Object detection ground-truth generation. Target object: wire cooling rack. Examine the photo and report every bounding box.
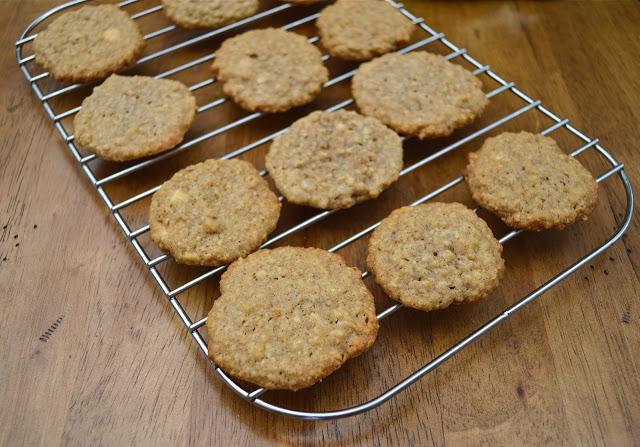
[16,0,634,420]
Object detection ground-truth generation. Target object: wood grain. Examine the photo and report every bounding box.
[1,1,639,445]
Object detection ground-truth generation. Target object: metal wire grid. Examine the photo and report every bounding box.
[15,0,634,420]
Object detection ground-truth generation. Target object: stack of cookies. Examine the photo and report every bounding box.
[34,1,599,391]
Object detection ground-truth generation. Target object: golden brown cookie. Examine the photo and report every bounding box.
[317,0,414,61]
[265,110,403,209]
[207,247,378,390]
[352,51,488,139]
[367,202,504,312]
[211,28,329,113]
[74,75,196,161]
[149,159,281,266]
[33,5,144,83]
[161,0,259,29]
[466,131,599,231]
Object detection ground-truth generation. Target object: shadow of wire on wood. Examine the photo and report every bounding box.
[39,315,64,342]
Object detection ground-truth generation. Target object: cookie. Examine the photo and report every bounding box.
[352,51,488,139]
[74,75,196,161]
[466,132,599,231]
[266,110,403,209]
[33,5,144,83]
[161,0,259,29]
[149,159,281,266]
[317,0,414,61]
[367,202,504,312]
[286,0,325,4]
[207,247,378,390]
[211,28,329,113]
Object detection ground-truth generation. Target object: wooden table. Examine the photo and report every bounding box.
[1,0,638,445]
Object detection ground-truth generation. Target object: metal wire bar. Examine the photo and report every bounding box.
[248,155,631,416]
[185,126,605,332]
[25,2,296,99]
[122,74,506,238]
[155,104,539,289]
[257,184,634,419]
[195,156,629,406]
[138,87,534,286]
[15,0,634,421]
[89,35,442,186]
[53,12,324,127]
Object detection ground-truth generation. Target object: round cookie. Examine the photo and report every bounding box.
[211,28,329,113]
[149,159,281,266]
[266,110,403,209]
[466,131,599,231]
[317,0,414,61]
[367,202,504,312]
[74,75,196,161]
[352,51,488,139]
[33,5,144,83]
[161,0,259,29]
[207,247,379,390]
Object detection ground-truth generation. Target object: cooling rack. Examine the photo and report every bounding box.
[16,0,634,420]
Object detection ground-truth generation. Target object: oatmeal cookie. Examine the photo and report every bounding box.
[352,51,488,139]
[33,5,144,83]
[149,159,281,266]
[74,75,196,161]
[367,202,504,311]
[466,131,599,230]
[161,0,259,29]
[266,110,403,209]
[211,28,329,113]
[317,0,414,61]
[207,247,378,390]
